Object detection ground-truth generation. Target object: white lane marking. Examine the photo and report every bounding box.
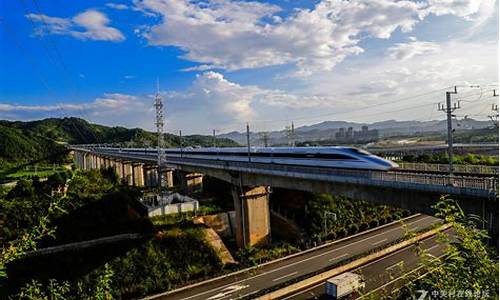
[284,232,447,300]
[355,253,447,300]
[282,244,418,300]
[206,284,249,300]
[179,216,435,300]
[426,244,440,252]
[372,239,388,246]
[409,227,419,231]
[272,271,299,282]
[329,253,349,262]
[385,261,403,271]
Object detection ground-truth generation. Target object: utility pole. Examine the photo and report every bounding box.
[246,123,251,162]
[438,86,458,179]
[154,78,165,193]
[489,90,499,129]
[285,122,295,147]
[213,129,217,148]
[179,130,183,158]
[260,131,269,147]
[323,211,337,239]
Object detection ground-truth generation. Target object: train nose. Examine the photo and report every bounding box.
[388,160,399,169]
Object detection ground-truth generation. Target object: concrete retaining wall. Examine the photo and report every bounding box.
[194,211,236,238]
[148,201,199,217]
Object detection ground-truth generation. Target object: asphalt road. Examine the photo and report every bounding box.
[283,228,452,300]
[148,214,441,300]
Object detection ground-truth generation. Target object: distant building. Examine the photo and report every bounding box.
[335,126,378,143]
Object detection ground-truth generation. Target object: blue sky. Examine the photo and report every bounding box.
[0,0,498,134]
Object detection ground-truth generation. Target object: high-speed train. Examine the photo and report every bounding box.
[104,146,398,171]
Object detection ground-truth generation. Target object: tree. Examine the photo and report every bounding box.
[394,196,498,299]
[6,179,35,200]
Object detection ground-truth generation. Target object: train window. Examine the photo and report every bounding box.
[347,148,371,156]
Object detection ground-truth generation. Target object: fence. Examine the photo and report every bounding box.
[398,162,498,175]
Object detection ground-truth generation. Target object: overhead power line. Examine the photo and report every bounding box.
[30,0,79,97]
[250,86,455,125]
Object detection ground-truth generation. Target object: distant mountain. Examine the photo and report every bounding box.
[0,117,239,166]
[217,119,493,146]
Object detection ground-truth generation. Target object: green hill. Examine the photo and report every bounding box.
[0,117,239,166]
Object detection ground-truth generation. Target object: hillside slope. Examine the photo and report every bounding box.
[0,117,239,166]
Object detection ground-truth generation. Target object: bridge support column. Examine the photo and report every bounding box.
[73,152,81,169]
[92,155,97,169]
[117,160,125,179]
[96,156,102,169]
[143,166,158,187]
[109,158,118,175]
[231,185,271,248]
[84,153,90,170]
[122,162,133,185]
[177,172,203,194]
[163,170,174,189]
[132,163,144,187]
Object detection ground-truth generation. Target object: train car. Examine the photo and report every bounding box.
[100,146,398,171]
[163,147,398,171]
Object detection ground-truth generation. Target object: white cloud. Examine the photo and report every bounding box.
[425,0,495,22]
[293,39,498,123]
[106,3,129,10]
[387,39,441,60]
[0,93,142,113]
[134,0,496,76]
[26,9,125,42]
[2,37,497,133]
[135,0,424,75]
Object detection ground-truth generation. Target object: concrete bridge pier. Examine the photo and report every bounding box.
[117,160,125,179]
[96,156,103,169]
[86,154,91,169]
[91,155,97,169]
[177,172,204,194]
[122,162,133,185]
[163,170,174,189]
[144,166,158,187]
[231,185,271,247]
[110,159,119,177]
[105,157,111,169]
[73,152,82,169]
[132,163,145,187]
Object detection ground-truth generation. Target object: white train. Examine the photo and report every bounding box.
[103,146,398,171]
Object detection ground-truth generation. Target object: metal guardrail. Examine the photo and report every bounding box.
[71,146,499,194]
[397,162,498,175]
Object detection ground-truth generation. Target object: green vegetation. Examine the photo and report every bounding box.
[453,127,498,143]
[0,117,239,168]
[302,194,410,242]
[401,153,498,166]
[0,168,224,299]
[236,242,299,267]
[0,165,69,182]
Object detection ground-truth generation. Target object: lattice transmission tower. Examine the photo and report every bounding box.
[154,79,166,193]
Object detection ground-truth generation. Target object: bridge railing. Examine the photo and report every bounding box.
[162,156,499,193]
[397,162,498,175]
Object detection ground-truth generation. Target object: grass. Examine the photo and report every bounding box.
[0,165,68,182]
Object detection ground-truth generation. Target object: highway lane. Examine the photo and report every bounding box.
[283,228,452,300]
[147,214,441,300]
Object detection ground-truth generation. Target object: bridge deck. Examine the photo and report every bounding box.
[71,147,498,198]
